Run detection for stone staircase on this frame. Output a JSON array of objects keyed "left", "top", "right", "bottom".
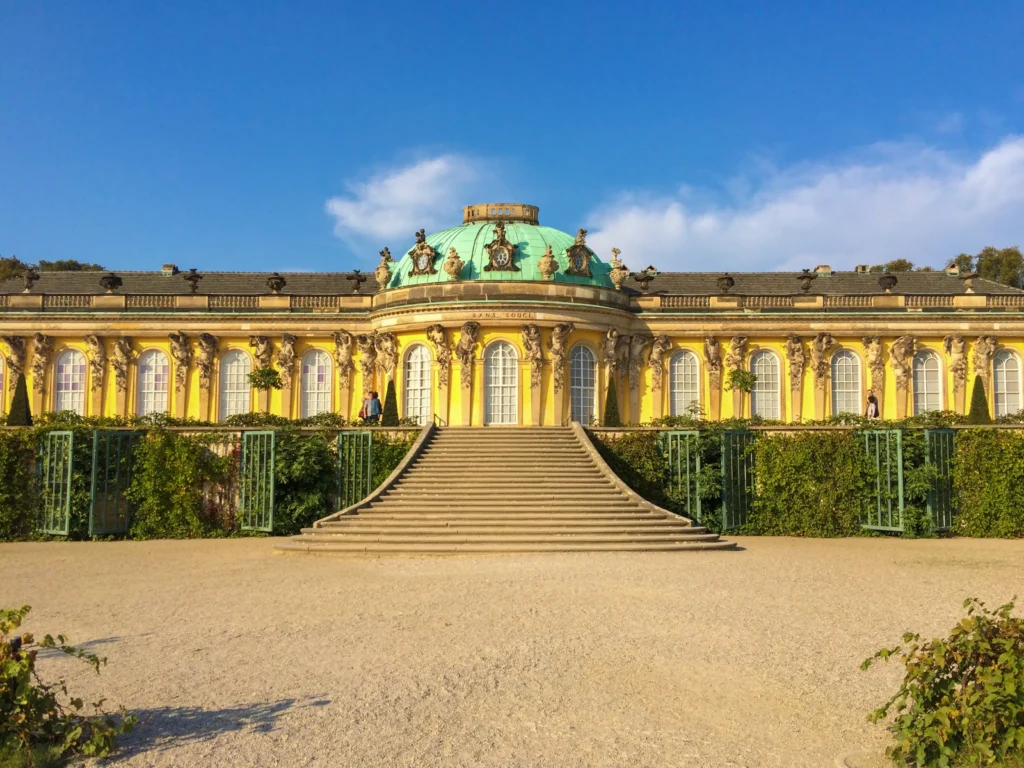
[{"left": 275, "top": 425, "right": 736, "bottom": 555}]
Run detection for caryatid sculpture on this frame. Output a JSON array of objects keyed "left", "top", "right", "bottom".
[
  {"left": 196, "top": 333, "right": 218, "bottom": 391},
  {"left": 862, "top": 336, "right": 884, "bottom": 391},
  {"left": 724, "top": 336, "right": 748, "bottom": 373},
  {"left": 355, "top": 332, "right": 378, "bottom": 395},
  {"left": 943, "top": 333, "right": 967, "bottom": 397},
  {"left": 30, "top": 334, "right": 53, "bottom": 394},
  {"left": 455, "top": 322, "right": 480, "bottom": 389},
  {"left": 601, "top": 328, "right": 620, "bottom": 370},
  {"left": 648, "top": 335, "right": 672, "bottom": 392},
  {"left": 548, "top": 322, "right": 575, "bottom": 393},
  {"left": 889, "top": 335, "right": 917, "bottom": 393},
  {"left": 810, "top": 332, "right": 836, "bottom": 390},
  {"left": 374, "top": 332, "right": 399, "bottom": 384},
  {"left": 520, "top": 324, "right": 544, "bottom": 390},
  {"left": 973, "top": 335, "right": 999, "bottom": 389},
  {"left": 332, "top": 330, "right": 354, "bottom": 387},
  {"left": 84, "top": 335, "right": 106, "bottom": 392},
  {"left": 783, "top": 334, "right": 804, "bottom": 393},
  {"left": 703, "top": 337, "right": 722, "bottom": 390},
  {"left": 1, "top": 336, "right": 27, "bottom": 391},
  {"left": 627, "top": 334, "right": 651, "bottom": 392},
  {"left": 278, "top": 334, "right": 297, "bottom": 375},
  {"left": 248, "top": 335, "right": 273, "bottom": 369},
  {"left": 168, "top": 331, "right": 191, "bottom": 394},
  {"left": 111, "top": 337, "right": 133, "bottom": 393},
  {"left": 425, "top": 325, "right": 451, "bottom": 388}
]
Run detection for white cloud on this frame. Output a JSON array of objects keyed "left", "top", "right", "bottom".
[
  {"left": 325, "top": 155, "right": 480, "bottom": 245},
  {"left": 586, "top": 138, "right": 1024, "bottom": 272}
]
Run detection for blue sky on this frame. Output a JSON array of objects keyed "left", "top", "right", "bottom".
[{"left": 2, "top": 1, "right": 1024, "bottom": 274}]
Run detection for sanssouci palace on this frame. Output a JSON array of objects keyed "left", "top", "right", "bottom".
[{"left": 2, "top": 202, "right": 1024, "bottom": 426}]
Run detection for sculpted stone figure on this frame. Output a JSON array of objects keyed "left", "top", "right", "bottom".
[
  {"left": 614, "top": 334, "right": 631, "bottom": 373},
  {"left": 862, "top": 336, "right": 884, "bottom": 388},
  {"left": 455, "top": 322, "right": 480, "bottom": 389},
  {"left": 168, "top": 331, "right": 191, "bottom": 394},
  {"left": 332, "top": 330, "right": 354, "bottom": 386},
  {"left": 890, "top": 335, "right": 917, "bottom": 391},
  {"left": 725, "top": 336, "right": 748, "bottom": 372},
  {"left": 973, "top": 335, "right": 998, "bottom": 384},
  {"left": 784, "top": 334, "right": 805, "bottom": 392},
  {"left": 278, "top": 334, "right": 297, "bottom": 380},
  {"left": 810, "top": 332, "right": 836, "bottom": 390},
  {"left": 30, "top": 334, "right": 53, "bottom": 394},
  {"left": 355, "top": 332, "right": 378, "bottom": 394},
  {"left": 374, "top": 331, "right": 399, "bottom": 383},
  {"left": 84, "top": 335, "right": 106, "bottom": 392},
  {"left": 943, "top": 333, "right": 967, "bottom": 394},
  {"left": 2, "top": 336, "right": 27, "bottom": 391},
  {"left": 425, "top": 324, "right": 451, "bottom": 388},
  {"left": 627, "top": 334, "right": 650, "bottom": 392},
  {"left": 601, "top": 328, "right": 620, "bottom": 369},
  {"left": 248, "top": 335, "right": 273, "bottom": 369},
  {"left": 111, "top": 337, "right": 133, "bottom": 394},
  {"left": 704, "top": 337, "right": 722, "bottom": 389},
  {"left": 548, "top": 322, "right": 575, "bottom": 393},
  {"left": 649, "top": 335, "right": 672, "bottom": 391},
  {"left": 520, "top": 324, "right": 544, "bottom": 390},
  {"left": 374, "top": 248, "right": 393, "bottom": 287},
  {"left": 196, "top": 333, "right": 218, "bottom": 391}
]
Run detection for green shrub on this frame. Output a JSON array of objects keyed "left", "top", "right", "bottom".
[
  {"left": 749, "top": 431, "right": 872, "bottom": 536},
  {"left": 862, "top": 597, "right": 1024, "bottom": 767},
  {"left": 724, "top": 368, "right": 757, "bottom": 393},
  {"left": 953, "top": 430, "right": 1024, "bottom": 537},
  {"left": 603, "top": 377, "right": 621, "bottom": 427},
  {"left": 371, "top": 434, "right": 415, "bottom": 490},
  {"left": 272, "top": 431, "right": 336, "bottom": 534},
  {"left": 0, "top": 431, "right": 37, "bottom": 541},
  {"left": 1, "top": 606, "right": 135, "bottom": 762},
  {"left": 380, "top": 381, "right": 399, "bottom": 427},
  {"left": 247, "top": 366, "right": 282, "bottom": 392},
  {"left": 6, "top": 375, "right": 31, "bottom": 427},
  {"left": 966, "top": 375, "right": 993, "bottom": 425}
]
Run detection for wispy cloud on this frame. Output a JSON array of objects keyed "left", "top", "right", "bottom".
[
  {"left": 586, "top": 137, "right": 1024, "bottom": 271},
  {"left": 325, "top": 154, "right": 482, "bottom": 246}
]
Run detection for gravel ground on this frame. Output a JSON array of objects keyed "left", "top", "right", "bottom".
[{"left": 1, "top": 537, "right": 1021, "bottom": 768}]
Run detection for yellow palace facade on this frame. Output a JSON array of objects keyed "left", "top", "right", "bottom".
[{"left": 2, "top": 202, "right": 1024, "bottom": 426}]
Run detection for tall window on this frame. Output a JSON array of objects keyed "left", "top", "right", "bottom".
[
  {"left": 912, "top": 350, "right": 942, "bottom": 415},
  {"left": 219, "top": 349, "right": 251, "bottom": 421},
  {"left": 54, "top": 349, "right": 87, "bottom": 415},
  {"left": 669, "top": 350, "right": 700, "bottom": 417},
  {"left": 403, "top": 345, "right": 432, "bottom": 425},
  {"left": 137, "top": 350, "right": 169, "bottom": 416},
  {"left": 484, "top": 341, "right": 517, "bottom": 425},
  {"left": 301, "top": 350, "right": 332, "bottom": 418},
  {"left": 993, "top": 349, "right": 1022, "bottom": 417},
  {"left": 569, "top": 344, "right": 596, "bottom": 423},
  {"left": 830, "top": 350, "right": 861, "bottom": 416},
  {"left": 750, "top": 350, "right": 780, "bottom": 419}
]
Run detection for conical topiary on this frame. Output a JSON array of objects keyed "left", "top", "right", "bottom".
[
  {"left": 6, "top": 372, "right": 32, "bottom": 426},
  {"left": 380, "top": 380, "right": 399, "bottom": 426},
  {"left": 603, "top": 375, "right": 622, "bottom": 427},
  {"left": 966, "top": 374, "right": 992, "bottom": 425}
]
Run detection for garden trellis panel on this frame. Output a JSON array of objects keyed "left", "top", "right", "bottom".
[
  {"left": 89, "top": 430, "right": 144, "bottom": 535},
  {"left": 38, "top": 430, "right": 74, "bottom": 535},
  {"left": 659, "top": 430, "right": 702, "bottom": 522},
  {"left": 240, "top": 431, "right": 275, "bottom": 532},
  {"left": 925, "top": 428, "right": 955, "bottom": 531},
  {"left": 721, "top": 430, "right": 755, "bottom": 531},
  {"left": 337, "top": 431, "right": 373, "bottom": 509},
  {"left": 862, "top": 429, "right": 904, "bottom": 531}
]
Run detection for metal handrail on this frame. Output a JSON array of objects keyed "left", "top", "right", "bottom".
[{"left": 432, "top": 413, "right": 448, "bottom": 427}]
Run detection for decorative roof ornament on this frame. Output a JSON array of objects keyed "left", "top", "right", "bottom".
[
  {"left": 633, "top": 265, "right": 659, "bottom": 293},
  {"left": 877, "top": 273, "right": 898, "bottom": 294},
  {"left": 347, "top": 269, "right": 367, "bottom": 293},
  {"left": 717, "top": 274, "right": 735, "bottom": 294},
  {"left": 443, "top": 247, "right": 465, "bottom": 280},
  {"left": 960, "top": 271, "right": 978, "bottom": 294},
  {"left": 537, "top": 245, "right": 559, "bottom": 281},
  {"left": 22, "top": 267, "right": 39, "bottom": 293},
  {"left": 266, "top": 272, "right": 287, "bottom": 294},
  {"left": 609, "top": 249, "right": 630, "bottom": 291},
  {"left": 99, "top": 272, "right": 123, "bottom": 294},
  {"left": 564, "top": 228, "right": 592, "bottom": 277},
  {"left": 375, "top": 248, "right": 394, "bottom": 286},
  {"left": 408, "top": 229, "right": 439, "bottom": 277},
  {"left": 483, "top": 221, "right": 520, "bottom": 272},
  {"left": 797, "top": 269, "right": 816, "bottom": 293},
  {"left": 183, "top": 268, "right": 203, "bottom": 294}
]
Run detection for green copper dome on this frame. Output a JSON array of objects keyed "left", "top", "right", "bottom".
[{"left": 385, "top": 203, "right": 614, "bottom": 290}]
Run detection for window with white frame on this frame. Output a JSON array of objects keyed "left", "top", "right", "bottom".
[
  {"left": 54, "top": 349, "right": 87, "bottom": 415},
  {"left": 569, "top": 344, "right": 597, "bottom": 423},
  {"left": 219, "top": 349, "right": 251, "bottom": 421},
  {"left": 830, "top": 350, "right": 861, "bottom": 416},
  {"left": 484, "top": 342, "right": 518, "bottom": 425},
  {"left": 669, "top": 350, "right": 700, "bottom": 417},
  {"left": 750, "top": 350, "right": 780, "bottom": 419},
  {"left": 301, "top": 349, "right": 332, "bottom": 418},
  {"left": 912, "top": 350, "right": 942, "bottom": 415},
  {"left": 993, "top": 349, "right": 1022, "bottom": 417},
  {"left": 137, "top": 349, "right": 170, "bottom": 416},
  {"left": 403, "top": 345, "right": 432, "bottom": 425}
]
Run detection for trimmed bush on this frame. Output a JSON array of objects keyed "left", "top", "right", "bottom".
[
  {"left": 603, "top": 377, "right": 622, "bottom": 427},
  {"left": 6, "top": 373, "right": 31, "bottom": 427},
  {"left": 0, "top": 430, "right": 37, "bottom": 541},
  {"left": 952, "top": 429, "right": 1024, "bottom": 537},
  {"left": 380, "top": 381, "right": 399, "bottom": 427},
  {"left": 967, "top": 374, "right": 993, "bottom": 425}
]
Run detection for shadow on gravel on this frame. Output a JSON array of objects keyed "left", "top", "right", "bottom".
[{"left": 112, "top": 696, "right": 331, "bottom": 758}]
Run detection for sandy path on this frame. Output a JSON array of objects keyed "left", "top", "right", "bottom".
[{"left": 1, "top": 537, "right": 1021, "bottom": 767}]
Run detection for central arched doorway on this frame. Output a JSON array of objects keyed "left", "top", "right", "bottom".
[{"left": 484, "top": 341, "right": 518, "bottom": 425}]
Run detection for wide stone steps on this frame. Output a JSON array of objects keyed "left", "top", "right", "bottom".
[{"left": 277, "top": 426, "right": 736, "bottom": 556}]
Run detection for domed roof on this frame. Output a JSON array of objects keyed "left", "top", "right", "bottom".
[{"left": 385, "top": 203, "right": 614, "bottom": 290}]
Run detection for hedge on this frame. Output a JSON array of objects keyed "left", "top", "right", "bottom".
[{"left": 952, "top": 430, "right": 1024, "bottom": 537}]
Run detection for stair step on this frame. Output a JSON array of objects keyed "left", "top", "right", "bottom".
[
  {"left": 277, "top": 540, "right": 736, "bottom": 554},
  {"left": 334, "top": 512, "right": 677, "bottom": 522},
  {"left": 292, "top": 532, "right": 721, "bottom": 544},
  {"left": 302, "top": 525, "right": 703, "bottom": 536}
]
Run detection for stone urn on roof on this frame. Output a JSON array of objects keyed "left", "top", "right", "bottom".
[{"left": 609, "top": 248, "right": 630, "bottom": 291}]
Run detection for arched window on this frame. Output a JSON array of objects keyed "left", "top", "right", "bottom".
[
  {"left": 403, "top": 345, "right": 432, "bottom": 426},
  {"left": 54, "top": 349, "right": 87, "bottom": 415},
  {"left": 569, "top": 344, "right": 597, "bottom": 424},
  {"left": 219, "top": 349, "right": 251, "bottom": 421},
  {"left": 669, "top": 350, "right": 700, "bottom": 417},
  {"left": 750, "top": 350, "right": 780, "bottom": 419},
  {"left": 993, "top": 349, "right": 1022, "bottom": 417},
  {"left": 484, "top": 341, "right": 518, "bottom": 425},
  {"left": 912, "top": 350, "right": 942, "bottom": 415},
  {"left": 301, "top": 350, "right": 332, "bottom": 418},
  {"left": 830, "top": 350, "right": 861, "bottom": 416},
  {"left": 137, "top": 349, "right": 169, "bottom": 416}
]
